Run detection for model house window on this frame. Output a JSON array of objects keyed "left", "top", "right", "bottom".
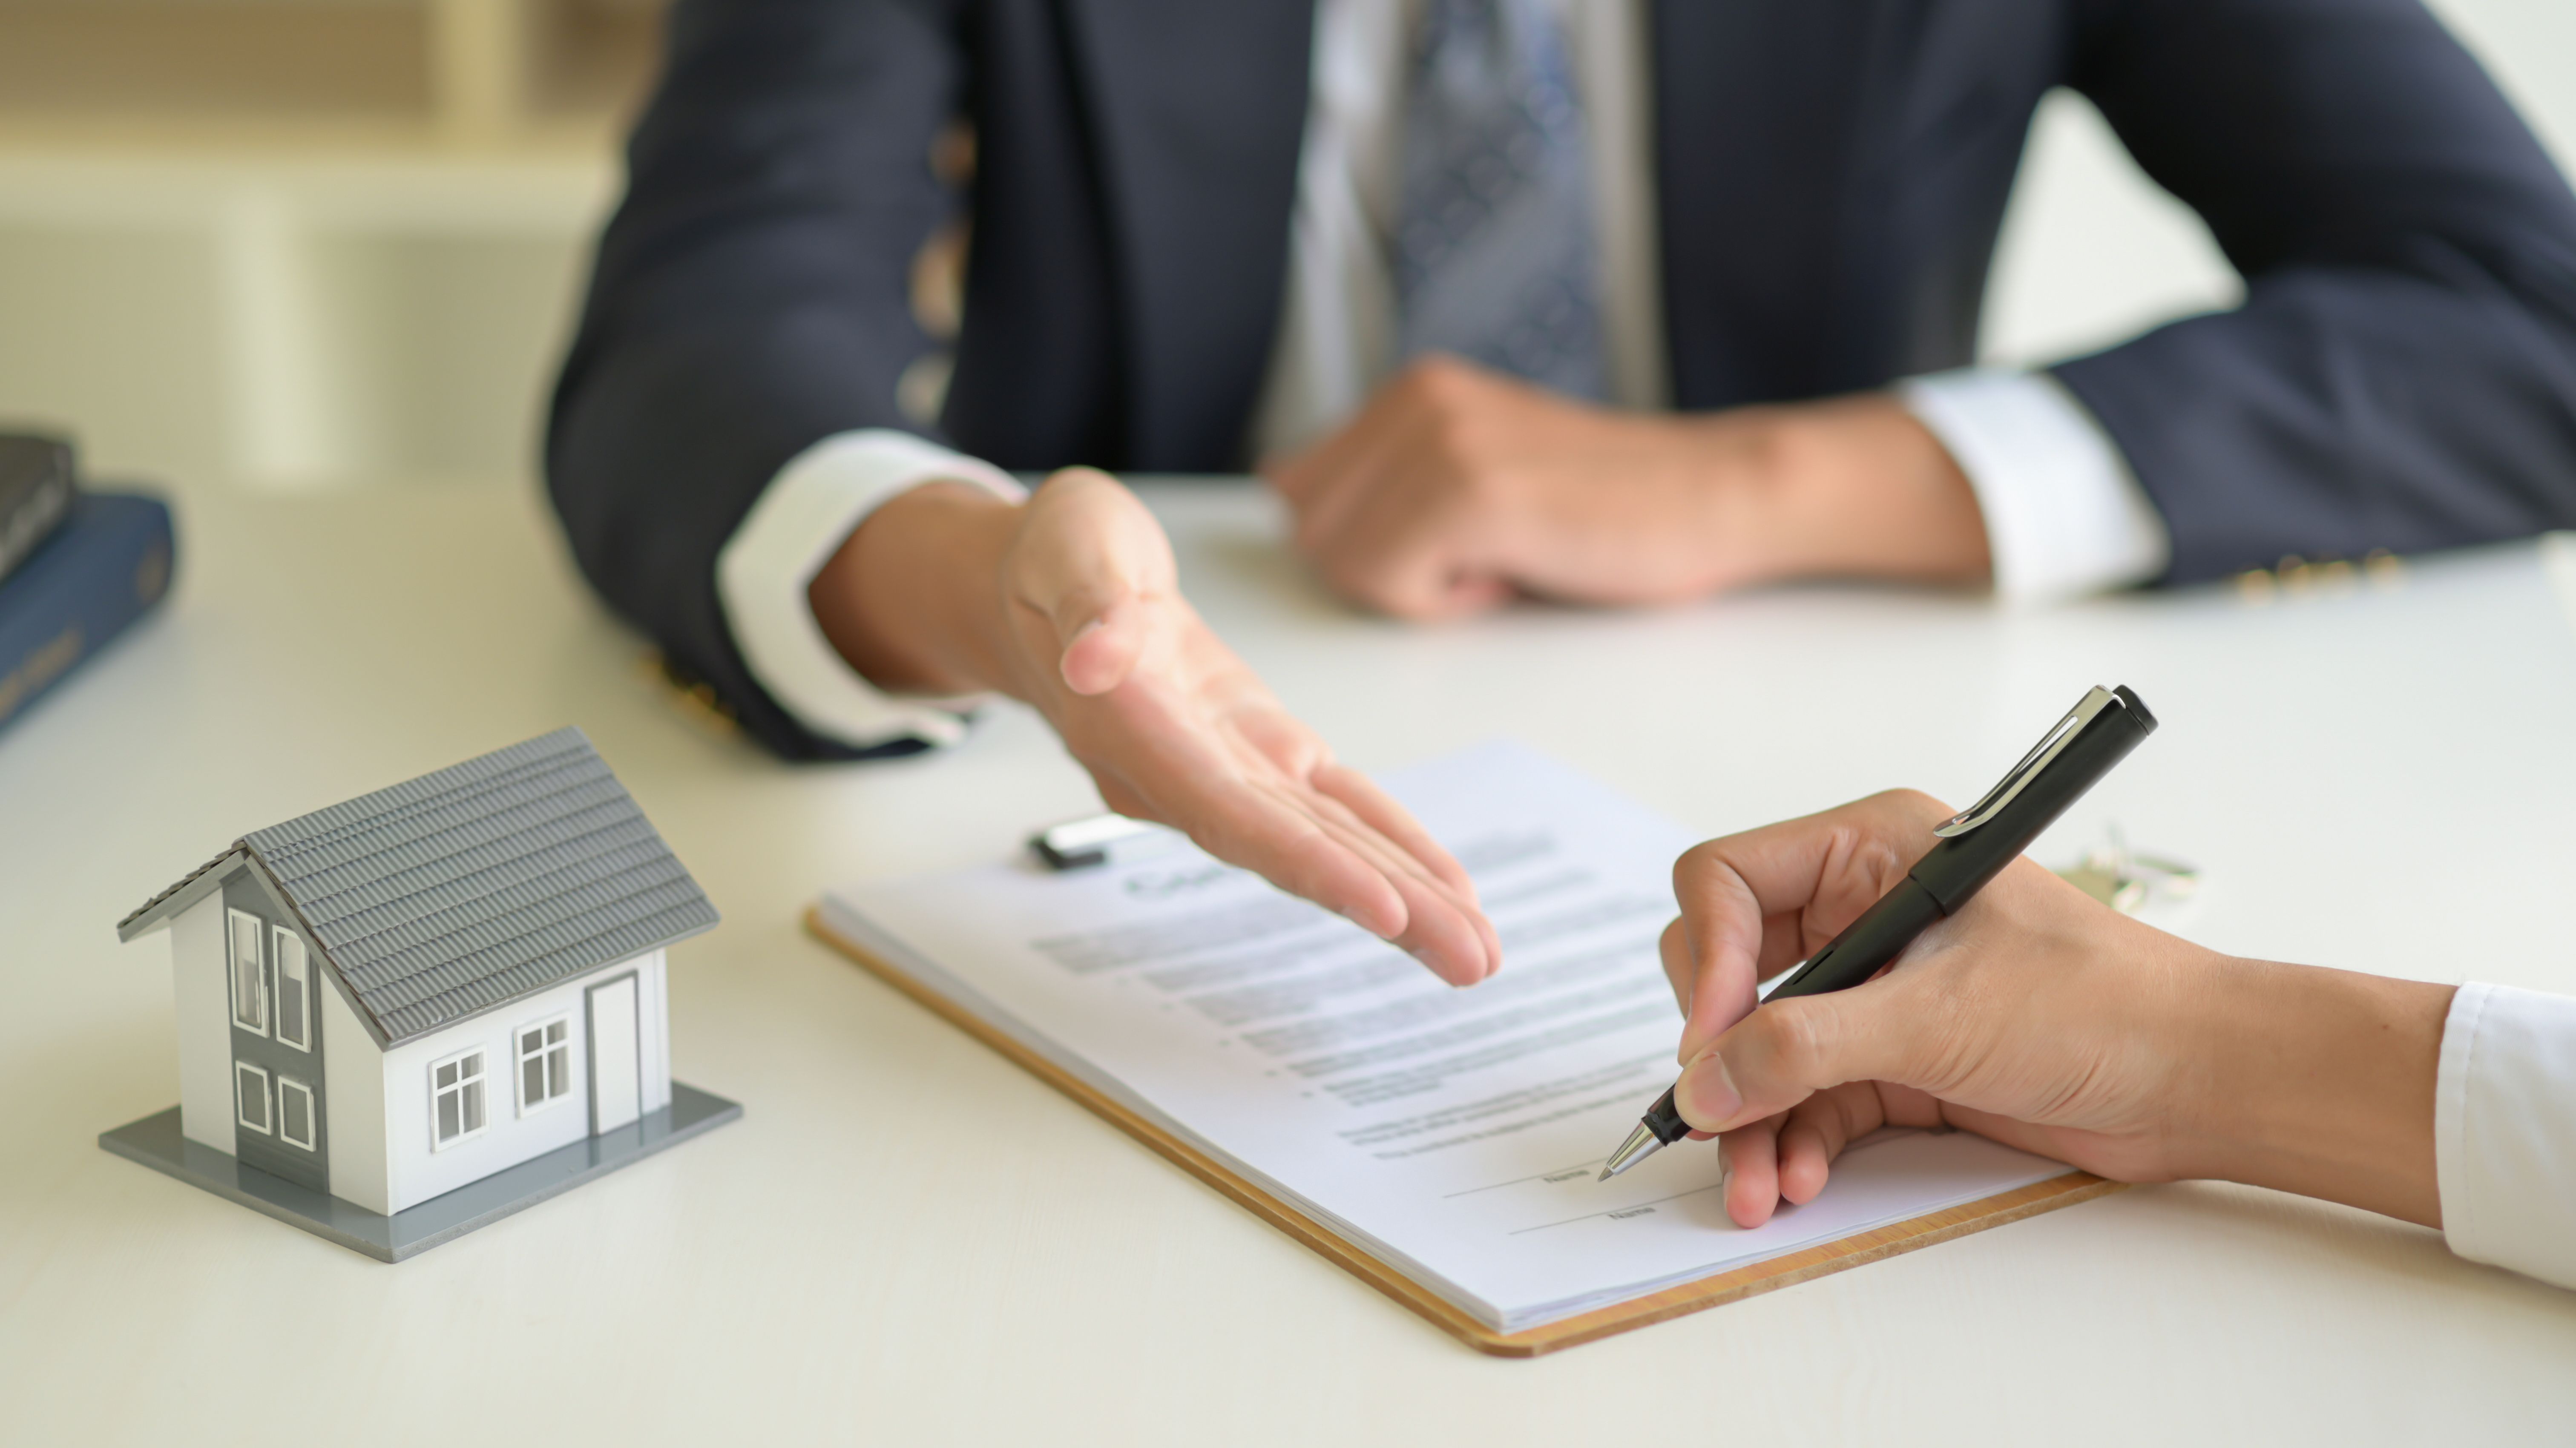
[
  {"left": 431, "top": 1048, "right": 487, "bottom": 1149},
  {"left": 227, "top": 909, "right": 266, "bottom": 1035},
  {"left": 272, "top": 928, "right": 311, "bottom": 1051},
  {"left": 234, "top": 1061, "right": 271, "bottom": 1135},
  {"left": 276, "top": 1077, "right": 317, "bottom": 1151},
  {"left": 516, "top": 1015, "right": 572, "bottom": 1114}
]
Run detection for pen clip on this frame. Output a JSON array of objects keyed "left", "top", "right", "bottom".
[{"left": 1932, "top": 686, "right": 2121, "bottom": 839}]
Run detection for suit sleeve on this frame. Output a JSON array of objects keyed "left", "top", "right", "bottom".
[
  {"left": 545, "top": 0, "right": 965, "bottom": 760},
  {"left": 2048, "top": 0, "right": 2576, "bottom": 584}
]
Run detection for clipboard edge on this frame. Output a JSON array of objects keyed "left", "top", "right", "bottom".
[{"left": 803, "top": 905, "right": 2124, "bottom": 1357}]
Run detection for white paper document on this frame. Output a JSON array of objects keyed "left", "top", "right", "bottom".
[{"left": 818, "top": 741, "right": 2073, "bottom": 1333}]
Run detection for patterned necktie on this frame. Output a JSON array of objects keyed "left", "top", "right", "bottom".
[{"left": 1394, "top": 0, "right": 1609, "bottom": 401}]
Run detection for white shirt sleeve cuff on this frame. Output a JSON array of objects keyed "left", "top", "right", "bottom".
[
  {"left": 714, "top": 429, "right": 1027, "bottom": 752},
  {"left": 1900, "top": 368, "right": 2172, "bottom": 605},
  {"left": 2436, "top": 981, "right": 2576, "bottom": 1290}
]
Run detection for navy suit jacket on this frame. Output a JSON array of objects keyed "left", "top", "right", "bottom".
[{"left": 549, "top": 0, "right": 2576, "bottom": 761}]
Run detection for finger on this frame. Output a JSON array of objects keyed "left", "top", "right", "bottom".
[
  {"left": 1261, "top": 371, "right": 1422, "bottom": 507},
  {"left": 1385, "top": 562, "right": 1514, "bottom": 622},
  {"left": 1079, "top": 716, "right": 1407, "bottom": 946},
  {"left": 1244, "top": 801, "right": 1490, "bottom": 986},
  {"left": 1287, "top": 400, "right": 1479, "bottom": 610},
  {"left": 1755, "top": 908, "right": 1812, "bottom": 982},
  {"left": 1438, "top": 573, "right": 1515, "bottom": 616},
  {"left": 1673, "top": 980, "right": 1931, "bottom": 1135},
  {"left": 1668, "top": 842, "right": 1767, "bottom": 1064},
  {"left": 1774, "top": 1082, "right": 1889, "bottom": 1206},
  {"left": 1374, "top": 850, "right": 1493, "bottom": 985},
  {"left": 1720, "top": 1117, "right": 1785, "bottom": 1229},
  {"left": 1012, "top": 468, "right": 1175, "bottom": 696},
  {"left": 1935, "top": 1101, "right": 2087, "bottom": 1163},
  {"left": 1090, "top": 773, "right": 1155, "bottom": 822},
  {"left": 1874, "top": 1080, "right": 1949, "bottom": 1132},
  {"left": 1263, "top": 767, "right": 1495, "bottom": 983},
  {"left": 1669, "top": 791, "right": 1952, "bottom": 1062},
  {"left": 1057, "top": 682, "right": 1486, "bottom": 980},
  {"left": 1033, "top": 563, "right": 1498, "bottom": 981},
  {"left": 1086, "top": 753, "right": 1423, "bottom": 958},
  {"left": 1288, "top": 469, "right": 1381, "bottom": 569},
  {"left": 1663, "top": 913, "right": 1821, "bottom": 1072},
  {"left": 1266, "top": 395, "right": 1409, "bottom": 549},
  {"left": 1121, "top": 728, "right": 1481, "bottom": 975},
  {"left": 1158, "top": 770, "right": 1414, "bottom": 945},
  {"left": 1393, "top": 862, "right": 1497, "bottom": 983},
  {"left": 1310, "top": 764, "right": 1478, "bottom": 903},
  {"left": 1659, "top": 916, "right": 1691, "bottom": 1014},
  {"left": 1262, "top": 414, "right": 1369, "bottom": 507},
  {"left": 1276, "top": 359, "right": 1527, "bottom": 621},
  {"left": 1301, "top": 450, "right": 1505, "bottom": 621},
  {"left": 1058, "top": 595, "right": 1151, "bottom": 695},
  {"left": 1220, "top": 714, "right": 1495, "bottom": 979}
]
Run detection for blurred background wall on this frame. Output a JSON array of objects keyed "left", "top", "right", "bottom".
[{"left": 0, "top": 0, "right": 2567, "bottom": 503}]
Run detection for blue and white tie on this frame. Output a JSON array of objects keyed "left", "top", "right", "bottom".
[{"left": 1394, "top": 0, "right": 1609, "bottom": 401}]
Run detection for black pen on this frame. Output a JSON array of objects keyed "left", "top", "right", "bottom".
[{"left": 1599, "top": 684, "right": 2160, "bottom": 1181}]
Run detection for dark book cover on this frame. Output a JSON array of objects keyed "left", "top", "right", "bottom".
[
  {"left": 0, "top": 434, "right": 76, "bottom": 585},
  {"left": 0, "top": 490, "right": 177, "bottom": 736}
]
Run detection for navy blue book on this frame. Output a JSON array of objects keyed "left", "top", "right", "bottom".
[
  {"left": 0, "top": 490, "right": 176, "bottom": 735},
  {"left": 0, "top": 434, "right": 76, "bottom": 584}
]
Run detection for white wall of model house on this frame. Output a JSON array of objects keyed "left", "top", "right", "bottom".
[
  {"left": 320, "top": 981, "right": 388, "bottom": 1210},
  {"left": 164, "top": 891, "right": 673, "bottom": 1217},
  {"left": 377, "top": 950, "right": 672, "bottom": 1215},
  {"left": 170, "top": 894, "right": 239, "bottom": 1158}
]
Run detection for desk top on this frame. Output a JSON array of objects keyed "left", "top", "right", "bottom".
[{"left": 7, "top": 482, "right": 2575, "bottom": 1444}]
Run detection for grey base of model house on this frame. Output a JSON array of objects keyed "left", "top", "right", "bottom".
[{"left": 100, "top": 1081, "right": 741, "bottom": 1262}]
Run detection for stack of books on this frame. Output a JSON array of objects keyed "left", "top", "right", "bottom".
[{"left": 0, "top": 433, "right": 178, "bottom": 736}]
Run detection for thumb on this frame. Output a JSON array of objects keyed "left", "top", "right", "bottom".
[
  {"left": 1014, "top": 468, "right": 1173, "bottom": 696},
  {"left": 1055, "top": 595, "right": 1147, "bottom": 697},
  {"left": 1673, "top": 985, "right": 1928, "bottom": 1133}
]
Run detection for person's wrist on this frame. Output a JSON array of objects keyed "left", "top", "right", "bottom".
[
  {"left": 1486, "top": 403, "right": 1782, "bottom": 604},
  {"left": 1640, "top": 406, "right": 1791, "bottom": 595},
  {"left": 2172, "top": 955, "right": 2450, "bottom": 1225},
  {"left": 807, "top": 481, "right": 1021, "bottom": 696},
  {"left": 1712, "top": 394, "right": 1994, "bottom": 589}
]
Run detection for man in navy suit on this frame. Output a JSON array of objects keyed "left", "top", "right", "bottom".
[{"left": 549, "top": 0, "right": 2576, "bottom": 980}]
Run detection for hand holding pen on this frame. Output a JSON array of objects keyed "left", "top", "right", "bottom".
[
  {"left": 1653, "top": 793, "right": 2452, "bottom": 1236},
  {"left": 1601, "top": 687, "right": 2159, "bottom": 1189}
]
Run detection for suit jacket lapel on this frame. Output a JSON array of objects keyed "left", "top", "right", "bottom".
[
  {"left": 1061, "top": 0, "right": 1316, "bottom": 470},
  {"left": 1653, "top": 0, "right": 1888, "bottom": 408}
]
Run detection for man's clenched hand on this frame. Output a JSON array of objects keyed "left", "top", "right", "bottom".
[{"left": 1263, "top": 355, "right": 1992, "bottom": 619}]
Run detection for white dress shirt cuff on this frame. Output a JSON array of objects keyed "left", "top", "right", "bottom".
[
  {"left": 1900, "top": 368, "right": 2172, "bottom": 605},
  {"left": 714, "top": 429, "right": 1027, "bottom": 752},
  {"left": 2435, "top": 981, "right": 2576, "bottom": 1290}
]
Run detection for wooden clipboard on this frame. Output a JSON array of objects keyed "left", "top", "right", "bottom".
[{"left": 806, "top": 908, "right": 2122, "bottom": 1357}]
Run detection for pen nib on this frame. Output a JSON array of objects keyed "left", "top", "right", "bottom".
[{"left": 1598, "top": 1122, "right": 1662, "bottom": 1181}]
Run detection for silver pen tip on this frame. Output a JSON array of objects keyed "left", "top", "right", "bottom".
[{"left": 1598, "top": 1121, "right": 1663, "bottom": 1181}]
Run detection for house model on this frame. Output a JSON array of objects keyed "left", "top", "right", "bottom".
[{"left": 102, "top": 728, "right": 739, "bottom": 1261}]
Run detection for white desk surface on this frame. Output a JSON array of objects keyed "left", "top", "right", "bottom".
[{"left": 6, "top": 481, "right": 2575, "bottom": 1444}]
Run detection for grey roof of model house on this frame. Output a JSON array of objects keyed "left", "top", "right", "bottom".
[{"left": 118, "top": 728, "right": 719, "bottom": 1047}]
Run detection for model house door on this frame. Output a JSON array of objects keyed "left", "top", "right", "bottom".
[{"left": 586, "top": 974, "right": 641, "bottom": 1135}]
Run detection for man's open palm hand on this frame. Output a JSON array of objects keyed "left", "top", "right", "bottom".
[{"left": 998, "top": 470, "right": 1500, "bottom": 985}]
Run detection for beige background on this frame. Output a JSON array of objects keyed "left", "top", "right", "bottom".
[{"left": 0, "top": 0, "right": 2567, "bottom": 499}]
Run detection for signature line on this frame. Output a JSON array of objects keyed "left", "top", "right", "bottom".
[
  {"left": 1442, "top": 1159, "right": 1607, "bottom": 1199},
  {"left": 1507, "top": 1182, "right": 1725, "bottom": 1235}
]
